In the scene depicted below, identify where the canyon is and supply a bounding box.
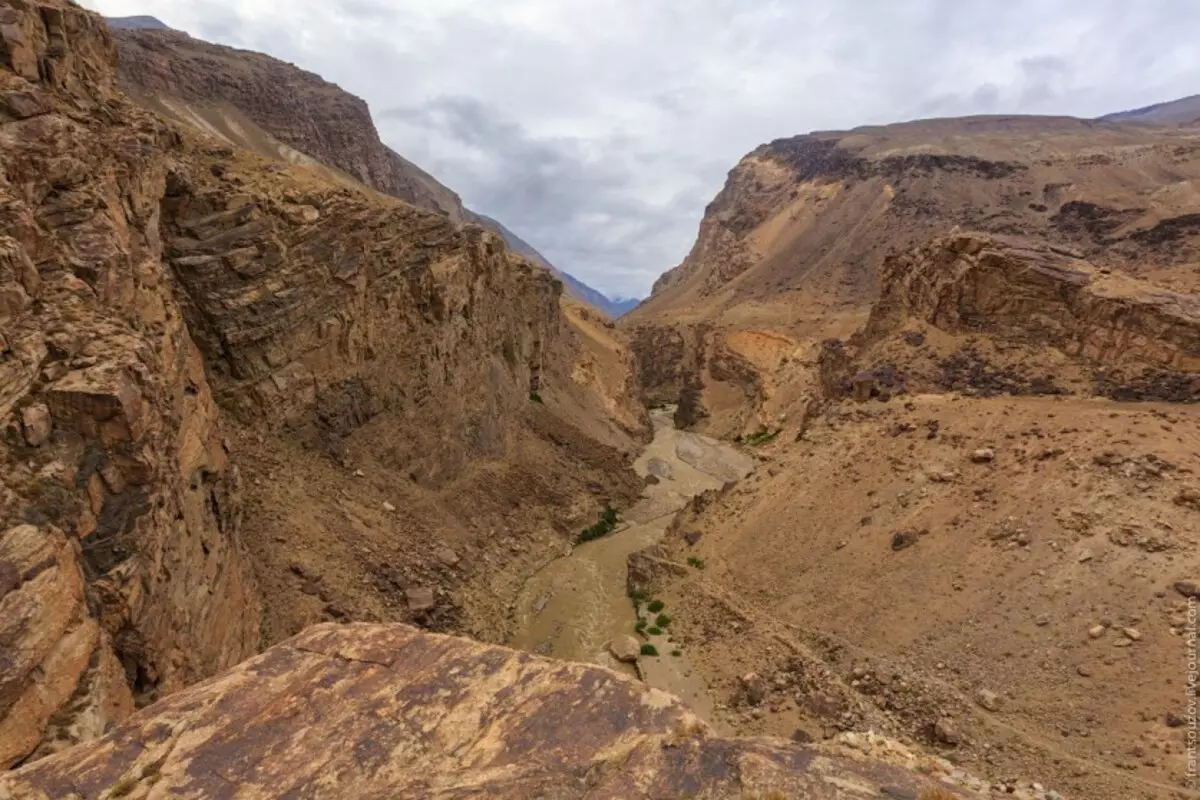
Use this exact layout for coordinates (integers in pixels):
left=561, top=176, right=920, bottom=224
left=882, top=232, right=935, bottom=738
left=2, top=1, right=1199, bottom=799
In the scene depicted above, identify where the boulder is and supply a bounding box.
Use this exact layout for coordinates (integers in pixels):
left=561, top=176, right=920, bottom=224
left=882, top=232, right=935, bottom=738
left=608, top=635, right=641, bottom=663
left=19, top=403, right=51, bottom=446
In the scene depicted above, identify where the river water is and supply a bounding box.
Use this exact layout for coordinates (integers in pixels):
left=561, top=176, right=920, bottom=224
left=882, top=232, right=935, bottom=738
left=508, top=407, right=756, bottom=720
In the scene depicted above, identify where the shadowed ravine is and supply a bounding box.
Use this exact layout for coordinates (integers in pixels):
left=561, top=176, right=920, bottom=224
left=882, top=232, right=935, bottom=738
left=508, top=408, right=756, bottom=720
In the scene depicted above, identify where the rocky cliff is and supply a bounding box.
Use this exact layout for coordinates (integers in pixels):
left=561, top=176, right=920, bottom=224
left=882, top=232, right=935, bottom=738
left=1, top=0, right=646, bottom=766
left=1, top=0, right=259, bottom=765
left=624, top=116, right=1200, bottom=433
left=111, top=27, right=468, bottom=221
left=0, top=623, right=975, bottom=799
left=112, top=27, right=633, bottom=317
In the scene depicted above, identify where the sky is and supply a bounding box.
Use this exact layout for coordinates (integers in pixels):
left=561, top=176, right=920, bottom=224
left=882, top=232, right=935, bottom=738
left=83, top=0, right=1200, bottom=299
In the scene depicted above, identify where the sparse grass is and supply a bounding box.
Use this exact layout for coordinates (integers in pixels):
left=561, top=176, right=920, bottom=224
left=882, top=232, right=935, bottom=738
left=654, top=613, right=671, bottom=628
left=529, top=391, right=543, bottom=404
left=647, top=600, right=664, bottom=613
left=647, top=626, right=664, bottom=636
left=577, top=506, right=620, bottom=543
left=686, top=556, right=706, bottom=570
left=735, top=426, right=781, bottom=446
left=640, top=644, right=659, bottom=656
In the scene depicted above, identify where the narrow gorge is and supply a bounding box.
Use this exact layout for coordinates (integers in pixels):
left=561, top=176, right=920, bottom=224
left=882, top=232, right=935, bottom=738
left=3, top=2, right=1200, bottom=799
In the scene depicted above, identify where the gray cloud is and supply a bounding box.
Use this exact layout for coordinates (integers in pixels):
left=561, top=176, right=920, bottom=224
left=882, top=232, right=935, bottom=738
left=89, top=0, right=1200, bottom=298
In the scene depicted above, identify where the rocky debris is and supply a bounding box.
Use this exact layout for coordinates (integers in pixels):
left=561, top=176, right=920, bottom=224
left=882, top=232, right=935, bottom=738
left=405, top=586, right=436, bottom=612
left=1176, top=487, right=1200, bottom=510
left=740, top=671, right=768, bottom=705
left=977, top=689, right=1001, bottom=712
left=608, top=635, right=641, bottom=663
left=891, top=529, right=920, bottom=551
left=646, top=456, right=673, bottom=479
left=1174, top=580, right=1200, bottom=598
left=933, top=717, right=963, bottom=746
left=1122, top=627, right=1142, bottom=641
left=18, top=403, right=50, bottom=446
left=1089, top=624, right=1107, bottom=639
left=970, top=447, right=996, bottom=463
left=0, top=624, right=971, bottom=799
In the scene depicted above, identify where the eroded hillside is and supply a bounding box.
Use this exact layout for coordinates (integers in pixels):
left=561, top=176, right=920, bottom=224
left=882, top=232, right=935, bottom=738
left=624, top=115, right=1200, bottom=434
left=631, top=233, right=1200, bottom=799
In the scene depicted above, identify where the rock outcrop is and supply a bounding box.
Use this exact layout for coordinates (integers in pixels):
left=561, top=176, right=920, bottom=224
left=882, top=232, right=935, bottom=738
left=0, top=623, right=972, bottom=799
left=867, top=232, right=1200, bottom=379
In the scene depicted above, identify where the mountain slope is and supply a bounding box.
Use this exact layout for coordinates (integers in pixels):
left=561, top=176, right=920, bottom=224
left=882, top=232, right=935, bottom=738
left=1101, top=93, right=1200, bottom=125
left=111, top=26, right=631, bottom=316
left=623, top=114, right=1200, bottom=430
left=104, top=15, right=167, bottom=30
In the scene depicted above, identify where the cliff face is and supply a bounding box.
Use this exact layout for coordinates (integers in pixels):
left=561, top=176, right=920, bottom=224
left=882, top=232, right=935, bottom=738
left=0, top=623, right=975, bottom=799
left=1, top=0, right=646, bottom=766
left=1, top=0, right=258, bottom=765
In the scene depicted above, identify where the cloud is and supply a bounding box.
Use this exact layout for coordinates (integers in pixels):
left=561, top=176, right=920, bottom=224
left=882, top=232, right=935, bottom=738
left=87, top=0, right=1200, bottom=298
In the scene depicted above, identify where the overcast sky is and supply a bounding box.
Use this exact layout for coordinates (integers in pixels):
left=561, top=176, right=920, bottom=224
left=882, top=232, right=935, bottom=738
left=83, top=0, right=1199, bottom=299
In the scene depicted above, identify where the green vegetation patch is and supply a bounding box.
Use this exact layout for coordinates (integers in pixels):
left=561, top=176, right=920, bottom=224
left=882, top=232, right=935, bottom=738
left=578, top=506, right=621, bottom=543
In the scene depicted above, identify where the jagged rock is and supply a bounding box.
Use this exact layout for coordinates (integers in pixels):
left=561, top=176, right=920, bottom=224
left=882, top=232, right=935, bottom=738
left=977, top=689, right=1001, bottom=712
left=0, top=625, right=969, bottom=799
left=891, top=529, right=920, bottom=551
left=19, top=403, right=50, bottom=446
left=934, top=717, right=963, bottom=746
left=608, top=635, right=641, bottom=663
left=1176, top=488, right=1200, bottom=510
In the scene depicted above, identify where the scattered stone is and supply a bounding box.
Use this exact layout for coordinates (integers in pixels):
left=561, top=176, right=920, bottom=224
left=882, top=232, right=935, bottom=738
left=740, top=672, right=767, bottom=705
left=405, top=586, right=435, bottom=612
left=1088, top=625, right=1106, bottom=639
left=354, top=469, right=365, bottom=478
left=1036, top=614, right=1051, bottom=627
left=970, top=448, right=996, bottom=463
left=1123, top=628, right=1141, bottom=641
left=1077, top=550, right=1093, bottom=563
left=1077, top=664, right=1094, bottom=677
left=1166, top=712, right=1185, bottom=728
left=608, top=636, right=641, bottom=664
left=683, top=531, right=703, bottom=547
left=1174, top=580, right=1200, bottom=598
left=934, top=717, right=962, bottom=745
left=20, top=403, right=51, bottom=446
left=977, top=689, right=1001, bottom=712
left=1174, top=487, right=1200, bottom=510
left=383, top=501, right=397, bottom=513
left=435, top=547, right=459, bottom=567
left=790, top=728, right=813, bottom=744
left=647, top=457, right=673, bottom=480
left=891, top=529, right=920, bottom=551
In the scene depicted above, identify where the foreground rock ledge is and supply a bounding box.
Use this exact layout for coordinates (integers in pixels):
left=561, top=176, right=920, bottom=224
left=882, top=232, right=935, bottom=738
left=0, top=624, right=968, bottom=799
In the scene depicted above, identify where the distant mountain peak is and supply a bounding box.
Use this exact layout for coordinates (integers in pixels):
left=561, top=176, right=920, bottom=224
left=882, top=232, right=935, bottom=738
left=106, top=15, right=170, bottom=30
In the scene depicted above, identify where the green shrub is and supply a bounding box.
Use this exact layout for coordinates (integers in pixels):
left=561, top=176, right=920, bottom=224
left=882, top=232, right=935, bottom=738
left=628, top=587, right=650, bottom=602
left=529, top=391, right=543, bottom=404
left=635, top=619, right=647, bottom=633
left=647, top=600, right=665, bottom=613
left=640, top=644, right=659, bottom=656
left=687, top=557, right=706, bottom=570
left=647, top=626, right=663, bottom=636
left=577, top=507, right=621, bottom=543
left=671, top=649, right=682, bottom=657
left=740, top=426, right=781, bottom=446
left=655, top=613, right=671, bottom=628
